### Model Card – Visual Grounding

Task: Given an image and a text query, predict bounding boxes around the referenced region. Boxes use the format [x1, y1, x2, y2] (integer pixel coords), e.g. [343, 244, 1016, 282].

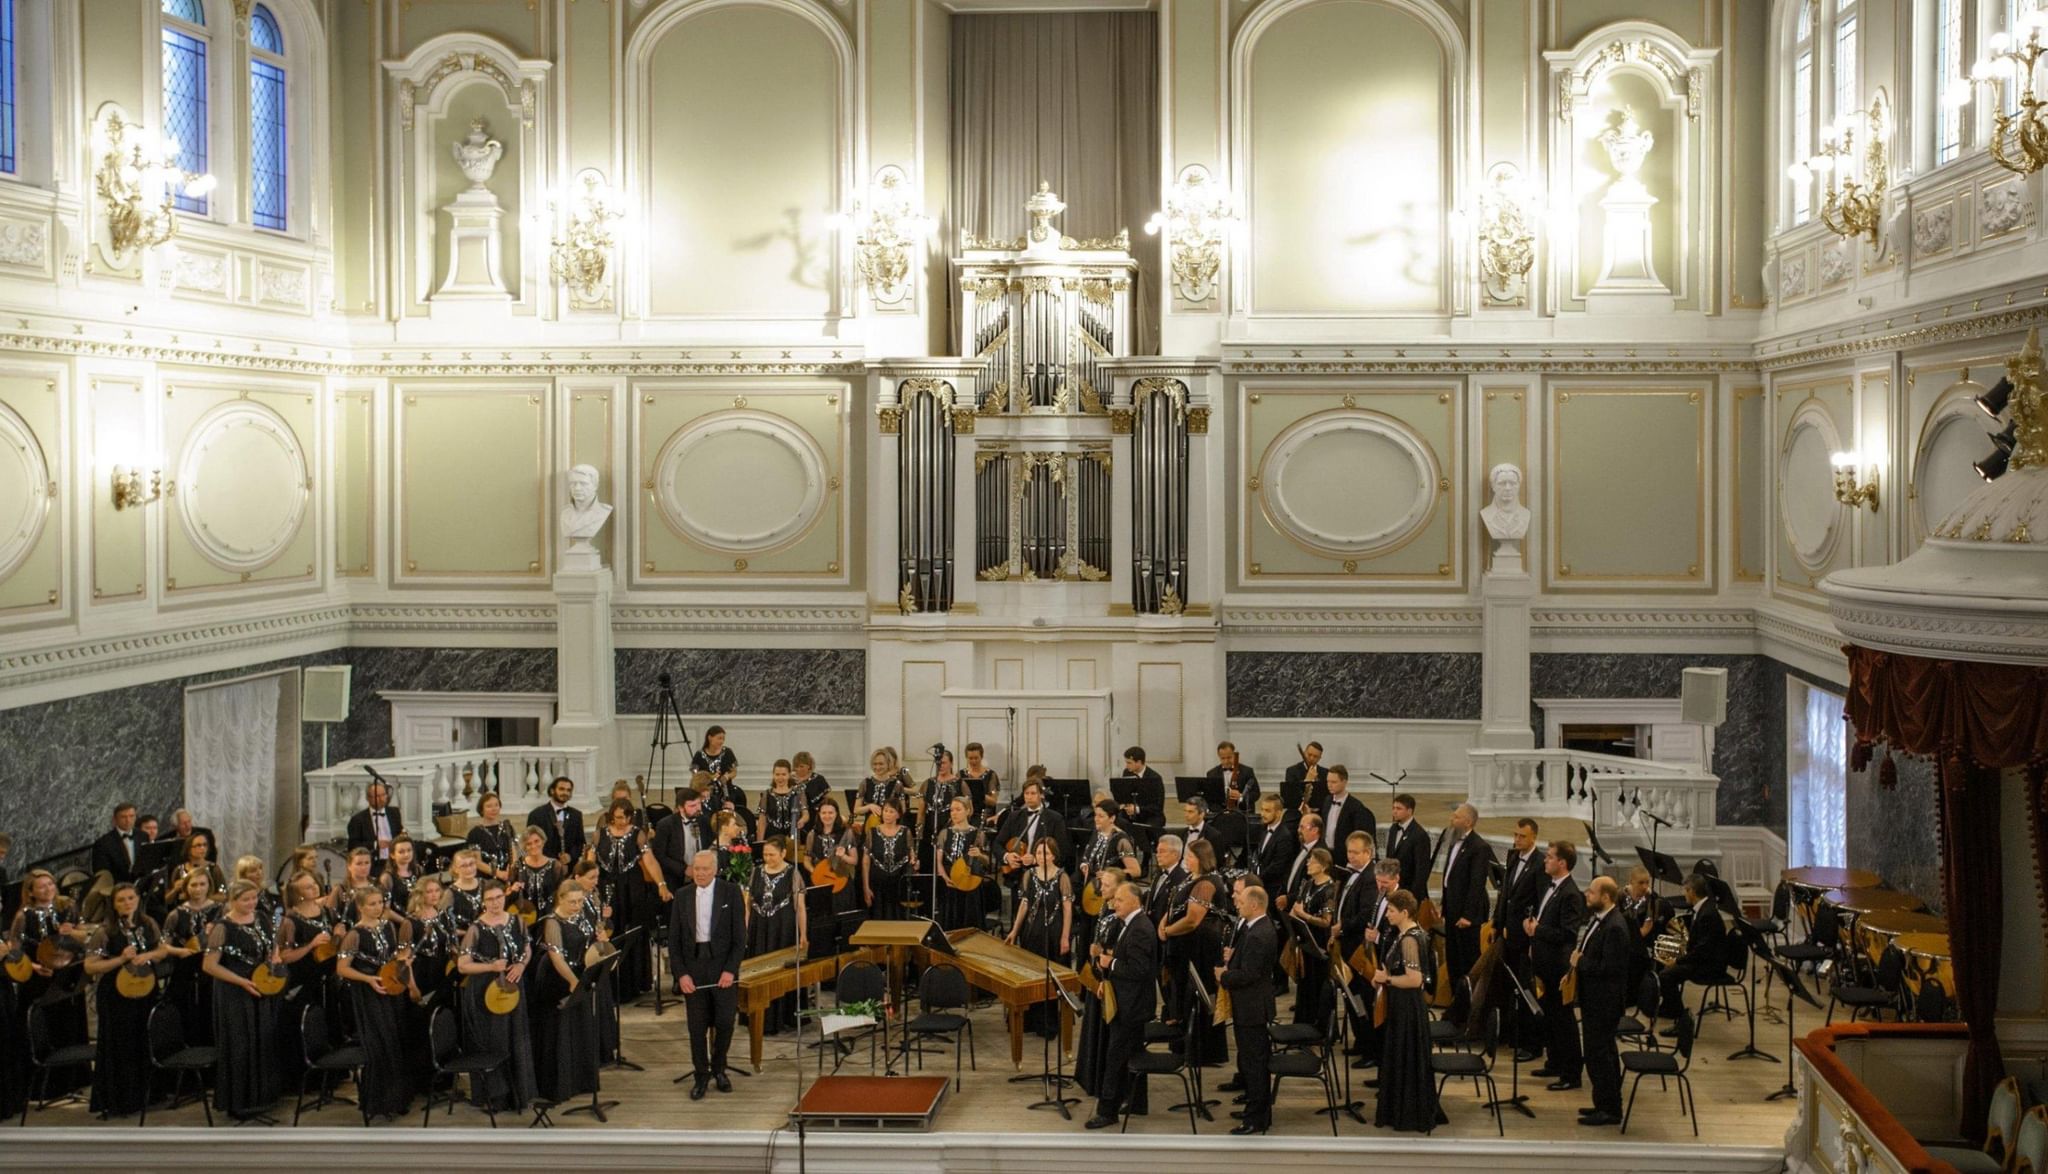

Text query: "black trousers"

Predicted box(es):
[1580, 995, 1623, 1114]
[1658, 961, 1720, 1017]
[1232, 1020, 1272, 1126]
[1095, 1016, 1143, 1119]
[681, 955, 738, 1080]
[1445, 924, 1481, 1018]
[1537, 971, 1581, 1079]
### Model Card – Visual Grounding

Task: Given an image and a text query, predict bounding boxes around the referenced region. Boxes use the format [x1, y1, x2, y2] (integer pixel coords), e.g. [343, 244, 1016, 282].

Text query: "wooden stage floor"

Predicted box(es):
[22, 979, 1800, 1148]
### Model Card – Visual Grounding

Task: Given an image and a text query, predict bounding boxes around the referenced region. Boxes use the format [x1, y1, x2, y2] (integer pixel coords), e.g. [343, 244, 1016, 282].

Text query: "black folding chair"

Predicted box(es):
[292, 1004, 367, 1125]
[1621, 1010, 1697, 1137]
[823, 960, 888, 1074]
[1829, 944, 1905, 1024]
[1122, 1041, 1201, 1135]
[898, 964, 975, 1089]
[141, 1004, 217, 1126]
[20, 1000, 94, 1125]
[1268, 1006, 1339, 1137]
[1615, 972, 1662, 1053]
[420, 1005, 507, 1128]
[1914, 977, 1958, 1024]
[1430, 1006, 1502, 1135]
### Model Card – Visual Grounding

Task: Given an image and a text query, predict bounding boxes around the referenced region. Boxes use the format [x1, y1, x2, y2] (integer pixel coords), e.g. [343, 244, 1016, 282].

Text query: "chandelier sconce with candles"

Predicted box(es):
[1830, 450, 1881, 511]
[542, 168, 626, 310]
[1475, 162, 1541, 304]
[1144, 164, 1238, 304]
[845, 164, 933, 309]
[1968, 13, 2048, 176]
[93, 105, 216, 263]
[1788, 89, 1890, 244]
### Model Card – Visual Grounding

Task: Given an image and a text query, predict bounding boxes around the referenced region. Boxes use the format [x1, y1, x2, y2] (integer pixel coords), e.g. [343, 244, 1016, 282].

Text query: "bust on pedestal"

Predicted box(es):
[553, 463, 617, 774]
[1592, 108, 1668, 294]
[1479, 463, 1536, 749]
[559, 463, 613, 573]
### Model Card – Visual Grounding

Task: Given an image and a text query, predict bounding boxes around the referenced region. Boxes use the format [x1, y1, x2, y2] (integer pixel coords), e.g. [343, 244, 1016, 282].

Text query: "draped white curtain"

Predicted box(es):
[1788, 682, 1848, 869]
[948, 12, 1161, 353]
[184, 673, 284, 868]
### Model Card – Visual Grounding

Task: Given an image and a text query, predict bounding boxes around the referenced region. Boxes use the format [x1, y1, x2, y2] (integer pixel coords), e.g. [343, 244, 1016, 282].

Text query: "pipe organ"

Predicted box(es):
[1129, 377, 1190, 613]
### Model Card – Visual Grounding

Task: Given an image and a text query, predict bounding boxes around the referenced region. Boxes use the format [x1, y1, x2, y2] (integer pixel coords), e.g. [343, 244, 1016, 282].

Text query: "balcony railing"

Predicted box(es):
[304, 746, 600, 843]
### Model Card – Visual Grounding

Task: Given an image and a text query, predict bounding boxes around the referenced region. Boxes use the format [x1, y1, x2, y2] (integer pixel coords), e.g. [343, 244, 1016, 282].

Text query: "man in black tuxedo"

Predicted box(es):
[89, 802, 145, 884]
[528, 775, 587, 866]
[1275, 812, 1322, 915]
[998, 777, 1072, 872]
[1317, 765, 1375, 856]
[1334, 833, 1381, 1064]
[1085, 882, 1159, 1129]
[1436, 802, 1495, 1024]
[345, 781, 404, 863]
[1180, 798, 1222, 866]
[1383, 794, 1430, 896]
[1217, 883, 1280, 1134]
[1249, 795, 1296, 903]
[1280, 740, 1327, 812]
[1207, 740, 1260, 812]
[1491, 818, 1545, 1057]
[1115, 747, 1166, 850]
[1657, 874, 1731, 1018]
[1574, 876, 1634, 1127]
[668, 850, 748, 1098]
[1523, 840, 1585, 1090]
[652, 792, 711, 890]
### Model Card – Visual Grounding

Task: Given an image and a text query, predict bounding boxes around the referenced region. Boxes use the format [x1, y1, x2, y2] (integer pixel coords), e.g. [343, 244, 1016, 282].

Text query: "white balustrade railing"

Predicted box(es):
[1467, 748, 1719, 832]
[304, 746, 601, 843]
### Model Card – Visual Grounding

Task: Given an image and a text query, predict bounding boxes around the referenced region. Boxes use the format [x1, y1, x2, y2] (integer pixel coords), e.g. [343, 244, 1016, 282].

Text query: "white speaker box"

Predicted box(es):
[303, 665, 354, 724]
[1680, 667, 1728, 726]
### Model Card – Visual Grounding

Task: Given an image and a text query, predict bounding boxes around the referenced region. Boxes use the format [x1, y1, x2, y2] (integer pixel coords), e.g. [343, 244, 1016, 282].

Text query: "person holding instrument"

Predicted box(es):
[935, 796, 992, 931]
[594, 796, 664, 1003]
[204, 880, 284, 1122]
[328, 847, 377, 929]
[1525, 840, 1586, 1091]
[513, 826, 563, 926]
[792, 751, 831, 834]
[1217, 882, 1279, 1135]
[1071, 866, 1127, 1102]
[1283, 742, 1326, 812]
[1079, 800, 1141, 892]
[864, 796, 915, 921]
[1083, 882, 1158, 1130]
[161, 868, 220, 1047]
[1207, 741, 1260, 813]
[531, 880, 602, 1108]
[1159, 838, 1229, 1066]
[279, 869, 343, 1085]
[378, 834, 423, 916]
[856, 747, 911, 835]
[164, 833, 225, 907]
[466, 791, 516, 880]
[457, 879, 537, 1113]
[1574, 875, 1633, 1128]
[1370, 890, 1443, 1133]
[691, 727, 747, 825]
[1287, 847, 1338, 1026]
[335, 885, 414, 1121]
[802, 797, 862, 952]
[446, 848, 487, 930]
[83, 882, 168, 1118]
[1005, 836, 1073, 1039]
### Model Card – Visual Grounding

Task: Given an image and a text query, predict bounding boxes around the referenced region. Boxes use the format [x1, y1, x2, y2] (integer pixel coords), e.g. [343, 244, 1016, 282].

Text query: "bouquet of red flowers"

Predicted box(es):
[722, 841, 754, 888]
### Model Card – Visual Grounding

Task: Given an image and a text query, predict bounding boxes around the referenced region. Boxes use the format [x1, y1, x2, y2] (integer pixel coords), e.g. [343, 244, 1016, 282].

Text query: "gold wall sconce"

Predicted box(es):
[1789, 90, 1890, 243]
[1830, 451, 1880, 511]
[1476, 162, 1541, 303]
[844, 164, 932, 308]
[542, 168, 626, 308]
[94, 106, 215, 262]
[1970, 19, 2048, 175]
[111, 464, 162, 510]
[1145, 164, 1238, 304]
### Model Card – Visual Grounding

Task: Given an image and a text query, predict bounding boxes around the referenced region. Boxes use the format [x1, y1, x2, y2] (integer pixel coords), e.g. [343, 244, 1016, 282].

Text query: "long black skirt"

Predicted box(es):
[212, 982, 284, 1117]
[32, 978, 91, 1098]
[1373, 986, 1443, 1132]
[936, 884, 981, 932]
[166, 956, 213, 1047]
[870, 870, 910, 923]
[459, 978, 537, 1111]
[1073, 991, 1109, 1096]
[89, 979, 155, 1117]
[1018, 920, 1063, 1038]
[528, 971, 598, 1105]
[0, 980, 23, 1120]
[347, 983, 413, 1118]
[606, 870, 657, 1002]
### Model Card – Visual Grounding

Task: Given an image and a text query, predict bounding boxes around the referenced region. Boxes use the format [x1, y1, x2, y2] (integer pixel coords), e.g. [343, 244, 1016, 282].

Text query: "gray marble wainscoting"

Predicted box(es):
[325, 647, 559, 764]
[1847, 753, 1943, 913]
[1530, 653, 1795, 837]
[615, 648, 866, 715]
[1225, 652, 1483, 720]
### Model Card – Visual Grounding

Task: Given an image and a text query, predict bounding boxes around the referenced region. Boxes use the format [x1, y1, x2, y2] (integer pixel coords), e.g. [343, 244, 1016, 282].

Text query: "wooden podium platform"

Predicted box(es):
[789, 1075, 951, 1131]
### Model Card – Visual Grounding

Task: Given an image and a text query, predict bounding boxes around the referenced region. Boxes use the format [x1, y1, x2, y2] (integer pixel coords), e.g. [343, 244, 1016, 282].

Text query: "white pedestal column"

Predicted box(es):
[435, 189, 512, 300]
[551, 566, 617, 779]
[1478, 545, 1536, 750]
[1593, 182, 1666, 293]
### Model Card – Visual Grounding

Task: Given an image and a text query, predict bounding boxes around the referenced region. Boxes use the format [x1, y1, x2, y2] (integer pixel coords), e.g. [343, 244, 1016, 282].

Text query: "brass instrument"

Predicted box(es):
[1213, 912, 1241, 1026]
[1652, 908, 1692, 967]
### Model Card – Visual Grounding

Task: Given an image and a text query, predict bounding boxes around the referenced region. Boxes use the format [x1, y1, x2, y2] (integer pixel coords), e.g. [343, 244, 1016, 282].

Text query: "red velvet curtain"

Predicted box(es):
[1842, 645, 2048, 1142]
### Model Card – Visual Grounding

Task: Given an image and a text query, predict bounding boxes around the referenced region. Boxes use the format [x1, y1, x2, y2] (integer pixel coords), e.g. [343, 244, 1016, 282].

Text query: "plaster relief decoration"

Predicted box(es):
[1913, 203, 1954, 257]
[653, 411, 829, 555]
[0, 219, 48, 271]
[0, 401, 52, 582]
[1819, 239, 1851, 288]
[435, 119, 511, 300]
[170, 246, 229, 296]
[1780, 399, 1846, 576]
[1259, 412, 1439, 558]
[1981, 178, 2030, 238]
[1593, 108, 1667, 293]
[175, 400, 310, 573]
[559, 462, 612, 572]
[1780, 253, 1809, 300]
[254, 261, 308, 309]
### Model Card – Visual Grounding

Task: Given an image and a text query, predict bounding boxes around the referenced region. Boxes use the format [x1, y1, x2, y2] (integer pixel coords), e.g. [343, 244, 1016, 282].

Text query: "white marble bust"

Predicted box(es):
[560, 463, 612, 570]
[1480, 462, 1531, 546]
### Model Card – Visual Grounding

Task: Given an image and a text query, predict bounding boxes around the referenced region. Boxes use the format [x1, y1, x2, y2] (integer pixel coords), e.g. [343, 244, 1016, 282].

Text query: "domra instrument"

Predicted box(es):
[115, 960, 158, 1000]
[484, 974, 522, 1015]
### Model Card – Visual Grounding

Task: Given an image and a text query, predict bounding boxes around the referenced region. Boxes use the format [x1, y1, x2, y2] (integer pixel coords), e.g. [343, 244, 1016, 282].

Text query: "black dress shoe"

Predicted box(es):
[1530, 1067, 1559, 1078]
[1580, 1110, 1621, 1127]
[1230, 1122, 1269, 1135]
[1351, 1057, 1376, 1070]
[1217, 1079, 1246, 1093]
[1363, 1078, 1381, 1089]
[1231, 1093, 1249, 1105]
[1515, 1049, 1541, 1064]
[689, 1081, 708, 1101]
[1546, 1079, 1582, 1091]
[714, 1072, 732, 1093]
[1084, 1115, 1117, 1129]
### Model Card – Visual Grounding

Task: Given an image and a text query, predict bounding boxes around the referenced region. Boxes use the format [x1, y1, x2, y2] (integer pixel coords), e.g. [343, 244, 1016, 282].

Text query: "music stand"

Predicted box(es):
[1026, 960, 1084, 1118]
[1580, 820, 1615, 877]
[917, 917, 958, 957]
[1484, 959, 1541, 1119]
[801, 885, 838, 960]
[601, 926, 645, 1072]
[1174, 776, 1225, 811]
[1322, 968, 1371, 1125]
[1046, 779, 1092, 824]
[1726, 917, 1778, 1063]
[1762, 949, 1822, 1101]
[1174, 961, 1220, 1121]
[1635, 846, 1685, 892]
[561, 947, 624, 1123]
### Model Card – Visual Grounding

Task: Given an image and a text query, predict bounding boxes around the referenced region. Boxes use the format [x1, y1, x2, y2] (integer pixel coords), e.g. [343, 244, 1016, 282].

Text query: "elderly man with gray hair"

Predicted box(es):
[667, 850, 747, 1099]
[1436, 801, 1497, 1024]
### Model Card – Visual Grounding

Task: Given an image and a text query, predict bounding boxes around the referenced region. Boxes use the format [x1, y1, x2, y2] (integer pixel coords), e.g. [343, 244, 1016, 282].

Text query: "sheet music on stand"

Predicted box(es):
[1183, 961, 1215, 1016]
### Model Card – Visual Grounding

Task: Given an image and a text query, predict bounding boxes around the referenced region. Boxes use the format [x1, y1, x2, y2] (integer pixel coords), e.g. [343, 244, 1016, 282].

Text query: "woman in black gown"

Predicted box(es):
[1161, 839, 1229, 1065]
[760, 759, 805, 842]
[328, 848, 378, 930]
[1288, 847, 1338, 1027]
[530, 881, 601, 1106]
[83, 884, 170, 1117]
[456, 879, 537, 1113]
[862, 798, 914, 921]
[402, 874, 454, 1091]
[801, 799, 862, 953]
[1071, 867, 1126, 1097]
[1371, 890, 1443, 1132]
[933, 797, 991, 932]
[1006, 837, 1073, 1038]
[446, 849, 487, 931]
[592, 798, 662, 1003]
[747, 837, 806, 1034]
[160, 869, 219, 1046]
[9, 870, 89, 1102]
[512, 826, 564, 927]
[203, 880, 284, 1121]
[378, 834, 423, 918]
[163, 833, 225, 909]
[335, 886, 414, 1120]
[466, 792, 517, 882]
[278, 870, 340, 1079]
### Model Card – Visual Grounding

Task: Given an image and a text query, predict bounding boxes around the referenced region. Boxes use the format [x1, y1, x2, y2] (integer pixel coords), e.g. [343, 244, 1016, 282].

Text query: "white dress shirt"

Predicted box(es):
[694, 882, 716, 943]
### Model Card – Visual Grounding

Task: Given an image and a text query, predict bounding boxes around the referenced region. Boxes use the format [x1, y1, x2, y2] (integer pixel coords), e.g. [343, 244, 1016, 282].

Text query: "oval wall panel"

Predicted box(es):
[177, 401, 310, 573]
[653, 411, 828, 554]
